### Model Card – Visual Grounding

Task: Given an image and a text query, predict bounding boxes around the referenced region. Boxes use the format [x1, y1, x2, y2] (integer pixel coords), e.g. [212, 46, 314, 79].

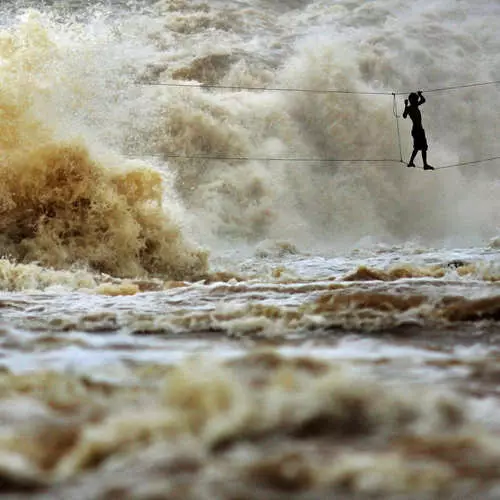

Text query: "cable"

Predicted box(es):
[144, 153, 402, 163]
[135, 79, 500, 96]
[134, 81, 390, 95]
[403, 80, 500, 95]
[126, 152, 500, 170]
[434, 155, 500, 170]
[125, 152, 500, 170]
[392, 93, 404, 163]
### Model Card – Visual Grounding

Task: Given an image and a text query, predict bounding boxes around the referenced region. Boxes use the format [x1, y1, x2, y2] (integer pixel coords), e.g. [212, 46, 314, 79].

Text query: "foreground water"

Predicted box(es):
[0, 243, 499, 498]
[0, 0, 499, 497]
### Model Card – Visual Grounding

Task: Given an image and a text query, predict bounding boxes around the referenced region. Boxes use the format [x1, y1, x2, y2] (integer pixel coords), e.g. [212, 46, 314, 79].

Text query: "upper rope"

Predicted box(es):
[136, 79, 500, 96]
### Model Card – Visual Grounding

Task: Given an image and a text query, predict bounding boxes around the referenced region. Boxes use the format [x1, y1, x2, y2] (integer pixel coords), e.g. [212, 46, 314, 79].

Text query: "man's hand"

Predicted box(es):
[404, 99, 408, 105]
[417, 90, 423, 95]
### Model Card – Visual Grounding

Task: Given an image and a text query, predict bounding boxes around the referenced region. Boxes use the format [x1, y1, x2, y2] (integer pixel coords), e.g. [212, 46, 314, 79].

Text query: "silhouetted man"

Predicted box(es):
[403, 91, 434, 170]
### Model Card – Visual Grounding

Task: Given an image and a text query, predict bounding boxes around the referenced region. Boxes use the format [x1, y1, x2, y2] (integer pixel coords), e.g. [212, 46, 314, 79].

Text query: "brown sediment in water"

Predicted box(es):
[440, 296, 500, 322]
[172, 53, 235, 84]
[21, 288, 500, 338]
[314, 291, 427, 313]
[343, 265, 444, 281]
[2, 265, 499, 337]
[0, 354, 497, 498]
[342, 263, 491, 282]
[309, 290, 500, 331]
[202, 271, 246, 283]
[0, 143, 208, 280]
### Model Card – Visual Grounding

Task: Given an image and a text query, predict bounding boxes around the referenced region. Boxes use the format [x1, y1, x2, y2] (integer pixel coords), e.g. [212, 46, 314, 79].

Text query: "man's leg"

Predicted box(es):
[422, 150, 434, 170]
[407, 149, 417, 167]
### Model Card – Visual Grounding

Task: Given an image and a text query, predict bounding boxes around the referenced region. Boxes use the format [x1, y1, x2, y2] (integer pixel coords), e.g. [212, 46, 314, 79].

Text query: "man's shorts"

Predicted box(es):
[412, 127, 428, 151]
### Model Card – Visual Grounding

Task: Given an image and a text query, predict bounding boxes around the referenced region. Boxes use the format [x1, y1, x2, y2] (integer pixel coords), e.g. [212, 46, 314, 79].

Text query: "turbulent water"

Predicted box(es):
[0, 0, 499, 498]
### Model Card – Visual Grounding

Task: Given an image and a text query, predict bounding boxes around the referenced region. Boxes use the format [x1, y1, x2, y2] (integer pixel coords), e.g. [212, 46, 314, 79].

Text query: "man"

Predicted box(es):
[403, 91, 434, 170]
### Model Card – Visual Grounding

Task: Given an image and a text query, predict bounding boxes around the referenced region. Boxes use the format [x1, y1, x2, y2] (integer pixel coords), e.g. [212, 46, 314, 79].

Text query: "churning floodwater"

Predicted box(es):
[0, 0, 499, 498]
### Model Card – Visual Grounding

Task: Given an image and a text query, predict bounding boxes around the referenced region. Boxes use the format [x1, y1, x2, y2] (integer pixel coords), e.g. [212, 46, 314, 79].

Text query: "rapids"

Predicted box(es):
[0, 0, 499, 498]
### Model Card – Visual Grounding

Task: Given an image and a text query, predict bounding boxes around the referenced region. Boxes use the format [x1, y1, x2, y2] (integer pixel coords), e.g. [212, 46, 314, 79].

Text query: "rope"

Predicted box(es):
[392, 93, 404, 163]
[135, 81, 390, 95]
[434, 155, 500, 170]
[127, 152, 500, 170]
[409, 80, 500, 94]
[137, 153, 402, 163]
[135, 79, 500, 96]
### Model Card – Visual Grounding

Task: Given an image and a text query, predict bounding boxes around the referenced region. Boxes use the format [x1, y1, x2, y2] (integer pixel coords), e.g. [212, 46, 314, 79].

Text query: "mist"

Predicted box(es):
[0, 0, 498, 266]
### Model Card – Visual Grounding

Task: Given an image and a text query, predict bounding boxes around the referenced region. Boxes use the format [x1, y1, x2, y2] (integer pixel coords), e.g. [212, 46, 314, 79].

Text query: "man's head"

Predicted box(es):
[408, 92, 419, 105]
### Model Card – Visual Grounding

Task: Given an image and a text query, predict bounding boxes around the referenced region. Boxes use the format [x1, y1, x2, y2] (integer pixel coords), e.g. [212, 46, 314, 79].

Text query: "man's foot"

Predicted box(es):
[423, 164, 434, 170]
[407, 162, 416, 168]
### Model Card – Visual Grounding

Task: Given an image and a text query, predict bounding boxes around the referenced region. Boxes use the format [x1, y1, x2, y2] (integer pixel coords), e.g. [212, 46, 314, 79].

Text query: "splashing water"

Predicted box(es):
[0, 2, 499, 498]
[0, 8, 207, 278]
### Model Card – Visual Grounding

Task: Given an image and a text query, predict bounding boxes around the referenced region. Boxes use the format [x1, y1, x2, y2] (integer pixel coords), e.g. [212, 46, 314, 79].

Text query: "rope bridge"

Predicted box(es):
[134, 79, 500, 171]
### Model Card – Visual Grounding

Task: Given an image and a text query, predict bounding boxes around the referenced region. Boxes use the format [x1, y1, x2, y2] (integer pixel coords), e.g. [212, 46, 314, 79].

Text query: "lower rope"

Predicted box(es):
[126, 153, 403, 163]
[435, 155, 500, 170]
[124, 154, 500, 169]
